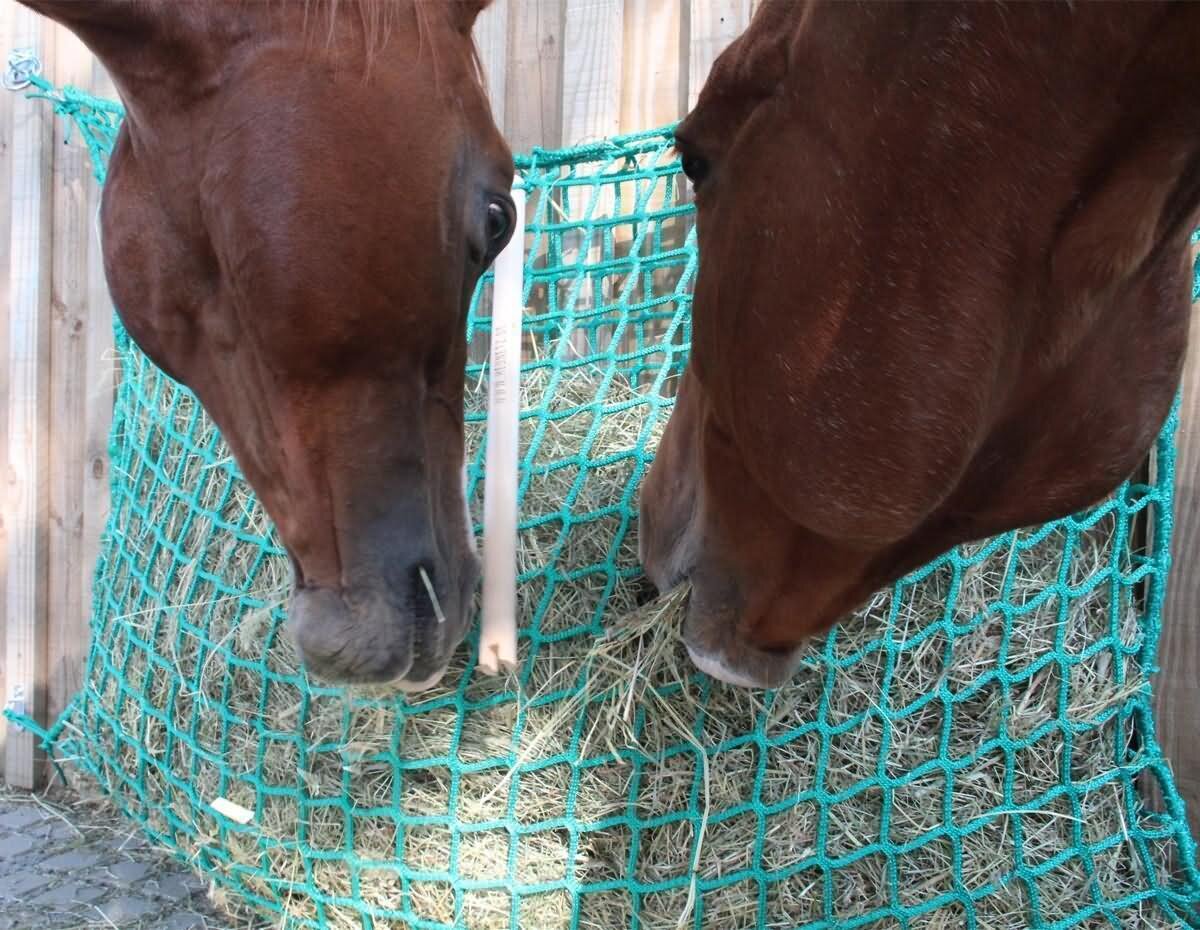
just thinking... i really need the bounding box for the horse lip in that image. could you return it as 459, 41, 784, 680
395, 665, 450, 693
685, 642, 769, 689
288, 585, 415, 685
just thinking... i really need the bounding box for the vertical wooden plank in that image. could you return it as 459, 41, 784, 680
4, 5, 55, 790
79, 60, 116, 716
0, 0, 16, 784
620, 0, 683, 135
45, 27, 94, 735
618, 0, 683, 223
473, 0, 508, 133
560, 0, 623, 146
688, 0, 751, 108
1154, 249, 1200, 840
504, 0, 563, 154
613, 0, 684, 366
557, 0, 622, 360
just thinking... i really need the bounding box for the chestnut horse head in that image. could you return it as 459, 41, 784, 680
641, 0, 1200, 688
23, 0, 514, 688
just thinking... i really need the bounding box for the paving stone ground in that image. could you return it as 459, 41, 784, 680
0, 784, 263, 930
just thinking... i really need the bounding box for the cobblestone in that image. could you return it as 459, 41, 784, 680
153, 873, 205, 903
41, 849, 102, 871
0, 834, 34, 858
107, 860, 153, 882
31, 881, 107, 907
0, 785, 265, 929
163, 914, 212, 930
0, 807, 43, 831
0, 868, 55, 896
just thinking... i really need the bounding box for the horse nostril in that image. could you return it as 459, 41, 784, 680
680, 153, 710, 189
634, 574, 659, 607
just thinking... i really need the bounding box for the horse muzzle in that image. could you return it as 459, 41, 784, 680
287, 551, 479, 689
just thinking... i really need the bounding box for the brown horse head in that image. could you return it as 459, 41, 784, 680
24, 0, 513, 688
641, 0, 1200, 688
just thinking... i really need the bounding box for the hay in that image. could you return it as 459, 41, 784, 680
72, 351, 1187, 930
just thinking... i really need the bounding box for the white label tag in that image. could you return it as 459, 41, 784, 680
210, 796, 254, 825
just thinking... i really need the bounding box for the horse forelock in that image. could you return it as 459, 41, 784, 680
294, 0, 487, 92
300, 0, 395, 67
412, 1, 491, 97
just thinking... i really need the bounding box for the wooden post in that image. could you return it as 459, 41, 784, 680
561, 0, 623, 148
45, 26, 98, 735
474, 0, 509, 134
688, 0, 751, 108
558, 0, 622, 358
0, 0, 15, 785
621, 0, 683, 135
4, 5, 55, 790
79, 61, 117, 710
1153, 250, 1200, 840
614, 0, 684, 365
504, 0, 564, 156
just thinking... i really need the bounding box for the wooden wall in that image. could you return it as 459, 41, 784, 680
1155, 245, 1200, 842
477, 0, 755, 152
1, 4, 115, 789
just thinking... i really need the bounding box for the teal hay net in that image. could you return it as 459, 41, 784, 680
10, 77, 1200, 930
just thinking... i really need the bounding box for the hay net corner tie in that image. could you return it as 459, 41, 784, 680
8, 77, 1200, 930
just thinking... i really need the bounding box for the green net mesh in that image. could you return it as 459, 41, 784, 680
11, 78, 1200, 930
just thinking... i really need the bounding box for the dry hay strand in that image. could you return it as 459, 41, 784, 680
76, 353, 1187, 930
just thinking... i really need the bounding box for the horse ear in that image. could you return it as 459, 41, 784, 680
14, 0, 165, 86
446, 0, 493, 35
15, 1, 156, 43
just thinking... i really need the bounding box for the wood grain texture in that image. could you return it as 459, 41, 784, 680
0, 0, 15, 783
4, 5, 55, 790
1153, 252, 1200, 841
620, 0, 684, 134
620, 0, 683, 221
505, 0, 564, 154
79, 61, 116, 720
561, 0, 623, 147
557, 0, 621, 360
45, 29, 96, 737
687, 0, 750, 107
473, 0, 509, 133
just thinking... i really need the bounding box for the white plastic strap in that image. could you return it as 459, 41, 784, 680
478, 178, 525, 676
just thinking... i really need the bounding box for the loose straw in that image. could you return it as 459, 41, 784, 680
478, 178, 526, 675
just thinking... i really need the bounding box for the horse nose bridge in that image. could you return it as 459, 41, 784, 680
254, 377, 475, 600
333, 478, 441, 568
270, 453, 438, 592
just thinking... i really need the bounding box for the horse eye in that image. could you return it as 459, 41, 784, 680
486, 200, 512, 246
681, 153, 710, 189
